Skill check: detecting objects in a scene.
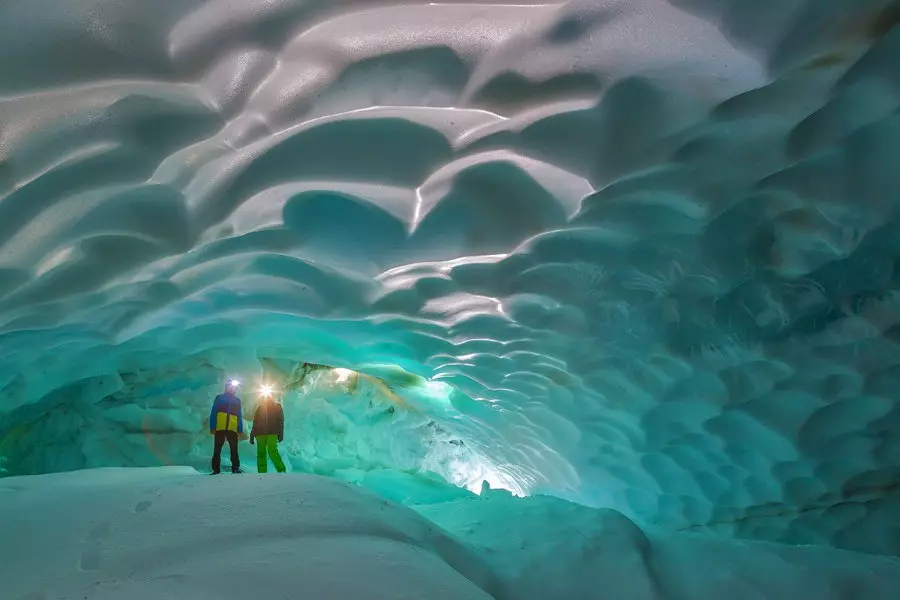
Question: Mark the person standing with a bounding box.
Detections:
[250,394,286,473]
[209,379,245,474]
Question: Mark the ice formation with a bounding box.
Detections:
[2,0,900,587]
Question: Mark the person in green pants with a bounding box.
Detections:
[249,394,286,473]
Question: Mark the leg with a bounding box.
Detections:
[266,435,287,473]
[225,431,241,472]
[256,435,269,473]
[211,431,226,474]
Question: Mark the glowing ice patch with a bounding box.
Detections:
[333,368,353,383]
[424,379,452,396]
[448,457,526,497]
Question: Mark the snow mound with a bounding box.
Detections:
[2,468,899,600]
[2,0,900,558]
[419,486,900,600]
[0,467,499,600]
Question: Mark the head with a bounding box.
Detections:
[259,384,276,403]
[224,379,240,395]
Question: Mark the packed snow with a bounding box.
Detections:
[2,467,899,600]
[0,468,499,600]
[2,0,900,593]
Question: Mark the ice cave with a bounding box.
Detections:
[2,0,900,598]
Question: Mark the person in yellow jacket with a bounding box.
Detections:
[209,379,245,474]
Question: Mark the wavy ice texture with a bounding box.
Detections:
[3,0,900,559]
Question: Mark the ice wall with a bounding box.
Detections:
[0,360,517,497]
[2,0,900,557]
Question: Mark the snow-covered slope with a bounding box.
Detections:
[417,484,900,600]
[2,468,899,600]
[2,0,900,560]
[0,468,499,600]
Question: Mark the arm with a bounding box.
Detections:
[276,404,284,442]
[209,396,218,432]
[236,398,245,434]
[249,406,260,441]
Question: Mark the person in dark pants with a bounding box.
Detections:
[209,379,245,474]
[249,394,286,473]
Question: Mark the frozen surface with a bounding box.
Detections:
[1,467,900,600]
[416,483,900,600]
[0,468,499,600]
[3,0,900,559]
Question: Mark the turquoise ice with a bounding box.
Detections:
[2,0,900,596]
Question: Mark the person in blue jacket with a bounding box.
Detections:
[209,379,245,474]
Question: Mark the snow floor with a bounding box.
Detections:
[1,468,899,600]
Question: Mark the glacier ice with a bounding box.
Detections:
[2,0,900,589]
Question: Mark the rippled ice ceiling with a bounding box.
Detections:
[2,0,900,556]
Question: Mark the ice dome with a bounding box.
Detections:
[2,0,900,598]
